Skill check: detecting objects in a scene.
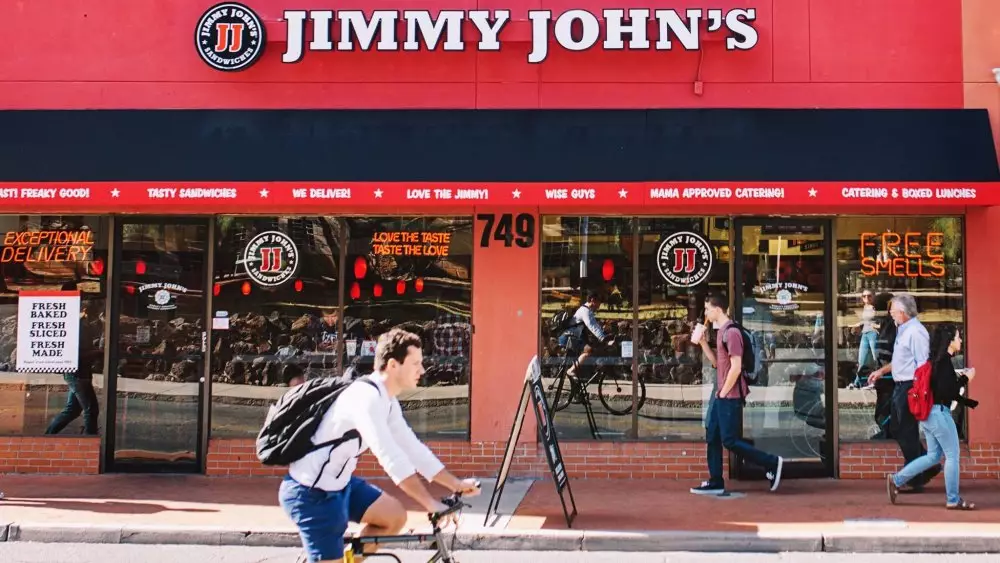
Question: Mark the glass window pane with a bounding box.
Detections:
[836,217,965,441]
[210,217,343,439]
[342,217,472,440]
[0,215,109,436]
[636,217,730,440]
[540,216,636,440]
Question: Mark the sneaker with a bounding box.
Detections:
[690,481,725,495]
[766,457,784,492]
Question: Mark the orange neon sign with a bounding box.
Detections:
[859,231,945,278]
[0,230,94,264]
[371,231,452,257]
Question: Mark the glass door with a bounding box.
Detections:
[733,219,834,479]
[106,219,210,472]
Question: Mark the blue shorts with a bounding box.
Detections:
[278,475,384,562]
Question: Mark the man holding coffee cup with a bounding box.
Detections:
[690,292,784,496]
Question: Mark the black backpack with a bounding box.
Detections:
[548,309,578,335]
[720,321,760,385]
[256,376,376,466]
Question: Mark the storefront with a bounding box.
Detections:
[1,1,999,481]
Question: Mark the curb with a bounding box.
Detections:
[2,523,1000,553]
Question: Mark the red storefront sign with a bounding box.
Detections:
[0,182,993,213]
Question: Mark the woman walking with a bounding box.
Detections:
[886,323,977,510]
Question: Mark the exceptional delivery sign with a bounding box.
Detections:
[16,290,80,374]
[196,3,759,71]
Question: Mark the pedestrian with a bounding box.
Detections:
[868,293,940,492]
[887,323,977,509]
[45,281,102,436]
[690,291,784,495]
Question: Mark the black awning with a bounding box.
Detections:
[0,108,996,183]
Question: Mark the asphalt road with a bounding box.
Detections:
[0,545,998,563]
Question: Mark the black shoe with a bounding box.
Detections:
[767,457,784,492]
[690,481,725,495]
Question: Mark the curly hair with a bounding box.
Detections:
[374,328,422,372]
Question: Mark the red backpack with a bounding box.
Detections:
[907,361,933,421]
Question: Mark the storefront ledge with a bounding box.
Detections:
[582,530,822,552]
[5,525,1000,553]
[823,531,1000,553]
[7,523,123,543]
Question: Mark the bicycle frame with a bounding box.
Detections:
[346,525,456,563]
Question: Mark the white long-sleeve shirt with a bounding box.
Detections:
[288,373,445,491]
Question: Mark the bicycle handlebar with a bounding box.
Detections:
[428,480,480,525]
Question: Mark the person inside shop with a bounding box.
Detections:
[887,323,978,510]
[691,292,784,495]
[848,290,880,389]
[45,281,102,436]
[868,293,941,492]
[865,292,897,439]
[561,292,613,378]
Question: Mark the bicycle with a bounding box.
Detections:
[547,336,646,416]
[293,490,473,563]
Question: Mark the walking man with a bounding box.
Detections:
[691,292,784,495]
[868,292,941,491]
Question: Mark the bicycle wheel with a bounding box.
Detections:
[597,367,646,415]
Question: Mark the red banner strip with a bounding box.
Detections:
[0,182,994,213]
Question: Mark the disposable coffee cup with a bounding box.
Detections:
[691,323,707,345]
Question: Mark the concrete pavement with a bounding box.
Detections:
[2,474,1000,553]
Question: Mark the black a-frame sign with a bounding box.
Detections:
[485,356,577,528]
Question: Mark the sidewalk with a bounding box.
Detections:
[2,474,1000,553]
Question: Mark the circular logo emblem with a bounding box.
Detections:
[195,2,265,72]
[776,289,792,306]
[154,289,171,306]
[655,231,713,288]
[244,231,299,287]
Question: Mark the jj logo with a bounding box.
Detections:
[244,231,298,287]
[195,2,266,72]
[672,248,698,274]
[258,247,284,273]
[214,22,246,53]
[656,231,713,288]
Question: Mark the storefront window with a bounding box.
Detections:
[540,217,637,440]
[835,217,965,441]
[0,215,108,436]
[342,217,472,440]
[210,217,344,438]
[636,217,730,440]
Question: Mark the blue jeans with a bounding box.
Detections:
[893,405,961,505]
[856,330,878,376]
[45,374,99,435]
[707,398,779,486]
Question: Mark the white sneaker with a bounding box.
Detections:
[767,457,784,492]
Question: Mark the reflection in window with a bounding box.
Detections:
[342,217,472,440]
[835,217,965,441]
[0,216,108,436]
[210,217,344,439]
[636,218,730,440]
[540,217,636,440]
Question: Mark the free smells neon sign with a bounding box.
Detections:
[859,232,946,278]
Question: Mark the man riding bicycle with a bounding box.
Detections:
[559,292,614,375]
[279,328,480,563]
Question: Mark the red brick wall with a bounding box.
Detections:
[0,436,100,474]
[840,442,1000,479]
[206,439,715,480]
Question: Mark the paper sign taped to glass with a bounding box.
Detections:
[15,290,80,373]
